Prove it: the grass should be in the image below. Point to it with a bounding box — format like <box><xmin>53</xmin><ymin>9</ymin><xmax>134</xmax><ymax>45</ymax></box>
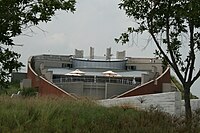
<box><xmin>0</xmin><ymin>82</ymin><xmax>199</xmax><ymax>132</ymax></box>
<box><xmin>0</xmin><ymin>96</ymin><xmax>200</xmax><ymax>133</ymax></box>
<box><xmin>0</xmin><ymin>82</ymin><xmax>38</xmax><ymax>97</ymax></box>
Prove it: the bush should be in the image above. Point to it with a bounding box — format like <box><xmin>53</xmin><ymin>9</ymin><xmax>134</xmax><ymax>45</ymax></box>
<box><xmin>20</xmin><ymin>88</ymin><xmax>38</xmax><ymax>97</ymax></box>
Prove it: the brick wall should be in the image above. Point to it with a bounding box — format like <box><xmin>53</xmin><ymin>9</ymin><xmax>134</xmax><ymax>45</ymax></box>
<box><xmin>116</xmin><ymin>67</ymin><xmax>171</xmax><ymax>98</ymax></box>
<box><xmin>27</xmin><ymin>57</ymin><xmax>76</xmax><ymax>99</ymax></box>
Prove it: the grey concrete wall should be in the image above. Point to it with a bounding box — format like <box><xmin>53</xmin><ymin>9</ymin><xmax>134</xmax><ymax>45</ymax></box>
<box><xmin>20</xmin><ymin>79</ymin><xmax>32</xmax><ymax>89</ymax></box>
<box><xmin>56</xmin><ymin>82</ymin><xmax>105</xmax><ymax>99</ymax></box>
<box><xmin>90</xmin><ymin>47</ymin><xmax>94</xmax><ymax>59</ymax></box>
<box><xmin>141</xmin><ymin>73</ymin><xmax>151</xmax><ymax>84</ymax></box>
<box><xmin>35</xmin><ymin>60</ymin><xmax>64</xmax><ymax>69</ymax></box>
<box><xmin>11</xmin><ymin>72</ymin><xmax>27</xmax><ymax>82</ymax></box>
<box><xmin>83</xmin><ymin>87</ymin><xmax>105</xmax><ymax>99</ymax></box>
<box><xmin>55</xmin><ymin>81</ymin><xmax>135</xmax><ymax>100</ymax></box>
<box><xmin>181</xmin><ymin>99</ymin><xmax>200</xmax><ymax>115</ymax></box>
<box><xmin>32</xmin><ymin>55</ymin><xmax>163</xmax><ymax>76</ymax></box>
<box><xmin>33</xmin><ymin>55</ymin><xmax>72</xmax><ymax>74</ymax></box>
<box><xmin>126</xmin><ymin>57</ymin><xmax>163</xmax><ymax>74</ymax></box>
<box><xmin>39</xmin><ymin>63</ymin><xmax>53</xmax><ymax>82</ymax></box>
<box><xmin>98</xmin><ymin>92</ymin><xmax>182</xmax><ymax>116</ymax></box>
<box><xmin>75</xmin><ymin>49</ymin><xmax>84</xmax><ymax>58</ymax></box>
<box><xmin>44</xmin><ymin>71</ymin><xmax>53</xmax><ymax>82</ymax></box>
<box><xmin>83</xmin><ymin>83</ymin><xmax>105</xmax><ymax>99</ymax></box>
<box><xmin>162</xmin><ymin>83</ymin><xmax>177</xmax><ymax>92</ymax></box>
<box><xmin>106</xmin><ymin>83</ymin><xmax>135</xmax><ymax>99</ymax></box>
<box><xmin>56</xmin><ymin>82</ymin><xmax>84</xmax><ymax>97</ymax></box>
<box><xmin>116</xmin><ymin>51</ymin><xmax>126</xmax><ymax>59</ymax></box>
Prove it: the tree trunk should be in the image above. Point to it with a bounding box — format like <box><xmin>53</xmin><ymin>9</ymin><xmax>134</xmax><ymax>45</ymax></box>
<box><xmin>183</xmin><ymin>85</ymin><xmax>192</xmax><ymax>120</ymax></box>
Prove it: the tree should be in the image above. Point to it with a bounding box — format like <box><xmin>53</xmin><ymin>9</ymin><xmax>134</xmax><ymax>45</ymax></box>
<box><xmin>0</xmin><ymin>0</ymin><xmax>76</xmax><ymax>91</ymax></box>
<box><xmin>116</xmin><ymin>0</ymin><xmax>200</xmax><ymax>120</ymax></box>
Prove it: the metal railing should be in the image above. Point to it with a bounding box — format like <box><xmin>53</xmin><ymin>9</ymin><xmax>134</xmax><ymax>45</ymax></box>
<box><xmin>53</xmin><ymin>76</ymin><xmax>140</xmax><ymax>86</ymax></box>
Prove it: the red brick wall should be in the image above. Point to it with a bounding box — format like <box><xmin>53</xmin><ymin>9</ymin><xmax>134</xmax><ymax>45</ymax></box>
<box><xmin>27</xmin><ymin>57</ymin><xmax>76</xmax><ymax>99</ymax></box>
<box><xmin>27</xmin><ymin>65</ymin><xmax>39</xmax><ymax>88</ymax></box>
<box><xmin>116</xmin><ymin>67</ymin><xmax>171</xmax><ymax>98</ymax></box>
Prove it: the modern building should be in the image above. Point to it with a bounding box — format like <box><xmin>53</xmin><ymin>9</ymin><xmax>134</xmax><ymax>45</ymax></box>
<box><xmin>24</xmin><ymin>47</ymin><xmax>175</xmax><ymax>100</ymax></box>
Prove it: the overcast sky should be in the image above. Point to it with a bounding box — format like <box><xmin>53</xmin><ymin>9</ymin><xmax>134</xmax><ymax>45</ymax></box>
<box><xmin>13</xmin><ymin>0</ymin><xmax>200</xmax><ymax>97</ymax></box>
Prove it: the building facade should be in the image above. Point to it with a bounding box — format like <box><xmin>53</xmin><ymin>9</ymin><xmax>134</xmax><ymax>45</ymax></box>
<box><xmin>26</xmin><ymin>48</ymin><xmax>175</xmax><ymax>99</ymax></box>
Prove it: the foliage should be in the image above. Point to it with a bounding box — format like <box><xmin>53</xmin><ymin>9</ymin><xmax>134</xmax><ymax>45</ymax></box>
<box><xmin>0</xmin><ymin>81</ymin><xmax>23</xmax><ymax>95</ymax></box>
<box><xmin>0</xmin><ymin>97</ymin><xmax>199</xmax><ymax>132</ymax></box>
<box><xmin>116</xmin><ymin>0</ymin><xmax>200</xmax><ymax>119</ymax></box>
<box><xmin>0</xmin><ymin>49</ymin><xmax>23</xmax><ymax>89</ymax></box>
<box><xmin>171</xmin><ymin>76</ymin><xmax>198</xmax><ymax>99</ymax></box>
<box><xmin>0</xmin><ymin>0</ymin><xmax>76</xmax><ymax>88</ymax></box>
<box><xmin>20</xmin><ymin>87</ymin><xmax>38</xmax><ymax>97</ymax></box>
<box><xmin>0</xmin><ymin>82</ymin><xmax>38</xmax><ymax>97</ymax></box>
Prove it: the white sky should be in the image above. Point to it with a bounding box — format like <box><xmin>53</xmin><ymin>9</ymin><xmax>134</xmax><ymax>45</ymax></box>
<box><xmin>13</xmin><ymin>0</ymin><xmax>200</xmax><ymax>98</ymax></box>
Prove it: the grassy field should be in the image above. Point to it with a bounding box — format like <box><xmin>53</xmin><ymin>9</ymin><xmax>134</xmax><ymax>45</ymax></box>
<box><xmin>0</xmin><ymin>96</ymin><xmax>200</xmax><ymax>133</ymax></box>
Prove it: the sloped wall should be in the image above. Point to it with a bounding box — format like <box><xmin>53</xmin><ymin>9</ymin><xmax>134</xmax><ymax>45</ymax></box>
<box><xmin>115</xmin><ymin>67</ymin><xmax>171</xmax><ymax>98</ymax></box>
<box><xmin>98</xmin><ymin>92</ymin><xmax>182</xmax><ymax>116</ymax></box>
<box><xmin>27</xmin><ymin>57</ymin><xmax>76</xmax><ymax>99</ymax></box>
<box><xmin>99</xmin><ymin>92</ymin><xmax>200</xmax><ymax>116</ymax></box>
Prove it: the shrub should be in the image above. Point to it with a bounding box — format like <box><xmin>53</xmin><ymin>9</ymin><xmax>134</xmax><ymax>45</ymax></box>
<box><xmin>20</xmin><ymin>88</ymin><xmax>38</xmax><ymax>97</ymax></box>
